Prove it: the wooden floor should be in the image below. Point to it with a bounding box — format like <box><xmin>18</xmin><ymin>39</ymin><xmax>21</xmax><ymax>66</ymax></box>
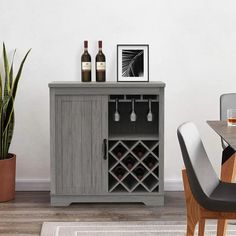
<box><xmin>0</xmin><ymin>191</ymin><xmax>186</xmax><ymax>235</ymax></box>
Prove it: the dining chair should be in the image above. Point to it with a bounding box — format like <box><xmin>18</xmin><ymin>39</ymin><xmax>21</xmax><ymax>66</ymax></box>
<box><xmin>177</xmin><ymin>122</ymin><xmax>236</xmax><ymax>236</ymax></box>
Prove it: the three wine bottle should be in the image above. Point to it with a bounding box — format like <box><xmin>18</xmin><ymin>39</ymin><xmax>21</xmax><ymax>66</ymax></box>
<box><xmin>81</xmin><ymin>40</ymin><xmax>106</xmax><ymax>82</ymax></box>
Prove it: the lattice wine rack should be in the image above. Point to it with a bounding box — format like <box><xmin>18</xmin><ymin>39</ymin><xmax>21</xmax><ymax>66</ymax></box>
<box><xmin>108</xmin><ymin>140</ymin><xmax>159</xmax><ymax>193</ymax></box>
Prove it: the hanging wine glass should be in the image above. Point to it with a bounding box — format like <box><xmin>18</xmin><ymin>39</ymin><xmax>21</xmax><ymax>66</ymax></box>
<box><xmin>147</xmin><ymin>99</ymin><xmax>153</xmax><ymax>122</ymax></box>
<box><xmin>130</xmin><ymin>98</ymin><xmax>137</xmax><ymax>122</ymax></box>
<box><xmin>114</xmin><ymin>98</ymin><xmax>120</xmax><ymax>122</ymax></box>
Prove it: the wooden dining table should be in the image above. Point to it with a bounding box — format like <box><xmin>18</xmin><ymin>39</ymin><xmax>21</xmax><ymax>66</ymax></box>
<box><xmin>207</xmin><ymin>120</ymin><xmax>236</xmax><ymax>236</ymax></box>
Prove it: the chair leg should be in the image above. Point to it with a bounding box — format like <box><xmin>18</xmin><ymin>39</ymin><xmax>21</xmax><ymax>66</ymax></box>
<box><xmin>186</xmin><ymin>215</ymin><xmax>198</xmax><ymax>236</ymax></box>
<box><xmin>182</xmin><ymin>170</ymin><xmax>200</xmax><ymax>236</ymax></box>
<box><xmin>217</xmin><ymin>219</ymin><xmax>227</xmax><ymax>236</ymax></box>
<box><xmin>198</xmin><ymin>219</ymin><xmax>205</xmax><ymax>236</ymax></box>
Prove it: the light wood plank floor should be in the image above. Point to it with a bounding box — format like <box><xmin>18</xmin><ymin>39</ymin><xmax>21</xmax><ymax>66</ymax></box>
<box><xmin>0</xmin><ymin>191</ymin><xmax>186</xmax><ymax>235</ymax></box>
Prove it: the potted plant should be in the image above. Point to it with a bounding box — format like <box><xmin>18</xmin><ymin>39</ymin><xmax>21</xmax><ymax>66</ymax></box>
<box><xmin>0</xmin><ymin>43</ymin><xmax>30</xmax><ymax>202</ymax></box>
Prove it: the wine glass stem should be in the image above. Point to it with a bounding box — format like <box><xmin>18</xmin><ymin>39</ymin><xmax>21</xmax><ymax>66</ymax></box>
<box><xmin>116</xmin><ymin>99</ymin><xmax>118</xmax><ymax>111</ymax></box>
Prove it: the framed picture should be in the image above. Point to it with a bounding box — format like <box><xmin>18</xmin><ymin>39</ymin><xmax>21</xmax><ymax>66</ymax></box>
<box><xmin>117</xmin><ymin>44</ymin><xmax>149</xmax><ymax>82</ymax></box>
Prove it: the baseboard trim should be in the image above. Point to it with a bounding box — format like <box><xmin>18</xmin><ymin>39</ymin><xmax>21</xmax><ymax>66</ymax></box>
<box><xmin>16</xmin><ymin>179</ymin><xmax>183</xmax><ymax>191</ymax></box>
<box><xmin>16</xmin><ymin>179</ymin><xmax>50</xmax><ymax>191</ymax></box>
<box><xmin>164</xmin><ymin>179</ymin><xmax>183</xmax><ymax>191</ymax></box>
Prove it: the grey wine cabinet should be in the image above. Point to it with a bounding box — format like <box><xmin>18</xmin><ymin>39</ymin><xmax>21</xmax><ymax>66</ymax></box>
<box><xmin>49</xmin><ymin>82</ymin><xmax>165</xmax><ymax>206</ymax></box>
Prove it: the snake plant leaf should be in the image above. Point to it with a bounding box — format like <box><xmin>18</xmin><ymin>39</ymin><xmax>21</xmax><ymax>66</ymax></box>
<box><xmin>2</xmin><ymin>96</ymin><xmax>14</xmax><ymax>159</ymax></box>
<box><xmin>12</xmin><ymin>49</ymin><xmax>31</xmax><ymax>100</ymax></box>
<box><xmin>0</xmin><ymin>71</ymin><xmax>2</xmax><ymax>105</ymax></box>
<box><xmin>3</xmin><ymin>43</ymin><xmax>10</xmax><ymax>98</ymax></box>
<box><xmin>9</xmin><ymin>50</ymin><xmax>16</xmax><ymax>89</ymax></box>
<box><xmin>5</xmin><ymin>112</ymin><xmax>14</xmax><ymax>156</ymax></box>
<box><xmin>3</xmin><ymin>96</ymin><xmax>13</xmax><ymax>132</ymax></box>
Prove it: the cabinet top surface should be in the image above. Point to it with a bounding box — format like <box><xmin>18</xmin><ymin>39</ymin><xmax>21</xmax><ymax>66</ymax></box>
<box><xmin>49</xmin><ymin>81</ymin><xmax>165</xmax><ymax>88</ymax></box>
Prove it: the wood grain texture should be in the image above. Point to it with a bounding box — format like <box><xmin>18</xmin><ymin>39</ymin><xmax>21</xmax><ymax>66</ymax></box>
<box><xmin>182</xmin><ymin>170</ymin><xmax>200</xmax><ymax>236</ymax></box>
<box><xmin>55</xmin><ymin>96</ymin><xmax>107</xmax><ymax>196</ymax></box>
<box><xmin>0</xmin><ymin>191</ymin><xmax>185</xmax><ymax>235</ymax></box>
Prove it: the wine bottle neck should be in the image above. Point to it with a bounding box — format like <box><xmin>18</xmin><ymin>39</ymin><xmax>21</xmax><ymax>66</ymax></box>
<box><xmin>98</xmin><ymin>41</ymin><xmax>102</xmax><ymax>51</ymax></box>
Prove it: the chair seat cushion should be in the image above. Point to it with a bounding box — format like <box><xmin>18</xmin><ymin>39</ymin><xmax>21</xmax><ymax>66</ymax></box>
<box><xmin>209</xmin><ymin>181</ymin><xmax>236</xmax><ymax>211</ymax></box>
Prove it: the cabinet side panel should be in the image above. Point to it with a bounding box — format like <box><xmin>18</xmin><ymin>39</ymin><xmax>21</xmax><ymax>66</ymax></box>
<box><xmin>55</xmin><ymin>96</ymin><xmax>63</xmax><ymax>194</ymax></box>
<box><xmin>50</xmin><ymin>89</ymin><xmax>56</xmax><ymax>194</ymax></box>
<box><xmin>158</xmin><ymin>88</ymin><xmax>165</xmax><ymax>193</ymax></box>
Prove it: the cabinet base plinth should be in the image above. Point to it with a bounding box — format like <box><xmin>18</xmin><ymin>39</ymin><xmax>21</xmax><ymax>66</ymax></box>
<box><xmin>50</xmin><ymin>194</ymin><xmax>164</xmax><ymax>207</ymax></box>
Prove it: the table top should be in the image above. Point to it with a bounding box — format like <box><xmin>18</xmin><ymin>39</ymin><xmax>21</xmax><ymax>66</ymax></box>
<box><xmin>207</xmin><ymin>120</ymin><xmax>236</xmax><ymax>150</ymax></box>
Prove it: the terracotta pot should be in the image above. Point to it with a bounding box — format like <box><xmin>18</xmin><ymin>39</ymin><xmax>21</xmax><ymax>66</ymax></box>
<box><xmin>0</xmin><ymin>154</ymin><xmax>16</xmax><ymax>202</ymax></box>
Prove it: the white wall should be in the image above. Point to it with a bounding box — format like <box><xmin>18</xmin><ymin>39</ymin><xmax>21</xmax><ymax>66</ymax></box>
<box><xmin>1</xmin><ymin>0</ymin><xmax>236</xmax><ymax>190</ymax></box>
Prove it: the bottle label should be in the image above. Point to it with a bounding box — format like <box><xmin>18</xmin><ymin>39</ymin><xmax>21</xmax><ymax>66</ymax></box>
<box><xmin>96</xmin><ymin>62</ymin><xmax>106</xmax><ymax>71</ymax></box>
<box><xmin>82</xmin><ymin>62</ymin><xmax>91</xmax><ymax>71</ymax></box>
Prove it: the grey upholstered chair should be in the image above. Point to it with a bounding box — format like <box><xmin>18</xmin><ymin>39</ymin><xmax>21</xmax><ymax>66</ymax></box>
<box><xmin>177</xmin><ymin>122</ymin><xmax>236</xmax><ymax>236</ymax></box>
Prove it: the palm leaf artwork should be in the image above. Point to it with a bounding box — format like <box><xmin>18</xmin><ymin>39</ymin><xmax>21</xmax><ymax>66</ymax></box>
<box><xmin>0</xmin><ymin>43</ymin><xmax>30</xmax><ymax>160</ymax></box>
<box><xmin>122</xmin><ymin>50</ymin><xmax>144</xmax><ymax>77</ymax></box>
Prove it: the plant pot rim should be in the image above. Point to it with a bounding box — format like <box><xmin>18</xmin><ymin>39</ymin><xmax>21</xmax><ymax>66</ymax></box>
<box><xmin>0</xmin><ymin>153</ymin><xmax>16</xmax><ymax>161</ymax></box>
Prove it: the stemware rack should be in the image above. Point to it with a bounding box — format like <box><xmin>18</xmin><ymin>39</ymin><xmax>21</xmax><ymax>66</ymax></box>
<box><xmin>109</xmin><ymin>94</ymin><xmax>159</xmax><ymax>102</ymax></box>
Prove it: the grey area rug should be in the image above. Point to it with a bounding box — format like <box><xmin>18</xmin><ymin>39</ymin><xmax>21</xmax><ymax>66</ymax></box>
<box><xmin>40</xmin><ymin>221</ymin><xmax>236</xmax><ymax>236</ymax></box>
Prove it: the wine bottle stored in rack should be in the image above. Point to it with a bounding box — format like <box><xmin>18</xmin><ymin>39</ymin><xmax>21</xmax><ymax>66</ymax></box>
<box><xmin>134</xmin><ymin>166</ymin><xmax>145</xmax><ymax>180</ymax></box>
<box><xmin>144</xmin><ymin>155</ymin><xmax>155</xmax><ymax>169</ymax></box>
<box><xmin>114</xmin><ymin>166</ymin><xmax>125</xmax><ymax>180</ymax></box>
<box><xmin>124</xmin><ymin>155</ymin><xmax>135</xmax><ymax>170</ymax></box>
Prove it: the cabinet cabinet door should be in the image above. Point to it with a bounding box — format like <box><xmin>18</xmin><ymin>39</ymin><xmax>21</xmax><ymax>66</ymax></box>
<box><xmin>55</xmin><ymin>95</ymin><xmax>108</xmax><ymax>195</ymax></box>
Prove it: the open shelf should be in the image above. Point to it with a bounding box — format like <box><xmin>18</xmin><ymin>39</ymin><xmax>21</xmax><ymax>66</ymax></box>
<box><xmin>108</xmin><ymin>95</ymin><xmax>159</xmax><ymax>138</ymax></box>
<box><xmin>109</xmin><ymin>134</ymin><xmax>159</xmax><ymax>141</ymax></box>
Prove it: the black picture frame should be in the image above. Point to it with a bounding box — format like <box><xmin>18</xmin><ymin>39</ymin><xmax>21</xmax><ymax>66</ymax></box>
<box><xmin>117</xmin><ymin>44</ymin><xmax>149</xmax><ymax>82</ymax></box>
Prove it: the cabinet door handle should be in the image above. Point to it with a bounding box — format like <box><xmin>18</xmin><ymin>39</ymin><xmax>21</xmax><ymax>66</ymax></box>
<box><xmin>103</xmin><ymin>139</ymin><xmax>107</xmax><ymax>160</ymax></box>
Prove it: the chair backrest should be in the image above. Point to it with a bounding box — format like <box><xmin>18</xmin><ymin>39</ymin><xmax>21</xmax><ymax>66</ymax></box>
<box><xmin>177</xmin><ymin>122</ymin><xmax>219</xmax><ymax>206</ymax></box>
<box><xmin>220</xmin><ymin>93</ymin><xmax>236</xmax><ymax>149</ymax></box>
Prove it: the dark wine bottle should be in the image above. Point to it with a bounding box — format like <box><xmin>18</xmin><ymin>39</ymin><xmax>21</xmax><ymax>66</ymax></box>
<box><xmin>145</xmin><ymin>155</ymin><xmax>155</xmax><ymax>169</ymax></box>
<box><xmin>115</xmin><ymin>146</ymin><xmax>124</xmax><ymax>159</ymax></box>
<box><xmin>137</xmin><ymin>150</ymin><xmax>144</xmax><ymax>159</ymax></box>
<box><xmin>116</xmin><ymin>150</ymin><xmax>123</xmax><ymax>159</ymax></box>
<box><xmin>81</xmin><ymin>40</ymin><xmax>91</xmax><ymax>82</ymax></box>
<box><xmin>95</xmin><ymin>40</ymin><xmax>106</xmax><ymax>82</ymax></box>
<box><xmin>135</xmin><ymin>166</ymin><xmax>145</xmax><ymax>180</ymax></box>
<box><xmin>124</xmin><ymin>156</ymin><xmax>135</xmax><ymax>170</ymax></box>
<box><xmin>114</xmin><ymin>166</ymin><xmax>125</xmax><ymax>180</ymax></box>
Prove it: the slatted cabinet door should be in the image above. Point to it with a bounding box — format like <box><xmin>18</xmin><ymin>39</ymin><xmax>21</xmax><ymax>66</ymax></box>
<box><xmin>55</xmin><ymin>95</ymin><xmax>108</xmax><ymax>195</ymax></box>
